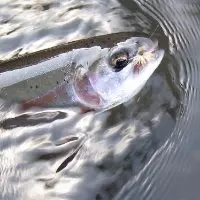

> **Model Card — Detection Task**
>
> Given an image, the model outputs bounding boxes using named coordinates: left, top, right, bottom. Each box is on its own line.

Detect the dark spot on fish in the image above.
left=56, top=81, right=59, bottom=84
left=107, top=37, right=110, bottom=40
left=63, top=78, right=69, bottom=83
left=36, top=85, right=39, bottom=89
left=30, top=86, right=33, bottom=89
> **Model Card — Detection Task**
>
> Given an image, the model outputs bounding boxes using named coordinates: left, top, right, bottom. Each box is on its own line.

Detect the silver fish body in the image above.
left=0, top=33, right=164, bottom=111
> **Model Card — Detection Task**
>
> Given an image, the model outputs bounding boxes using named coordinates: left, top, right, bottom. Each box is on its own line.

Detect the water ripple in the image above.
left=114, top=0, right=200, bottom=199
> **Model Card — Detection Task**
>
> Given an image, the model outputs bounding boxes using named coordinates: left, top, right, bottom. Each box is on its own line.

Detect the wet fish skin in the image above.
left=0, top=32, right=164, bottom=111
left=0, top=32, right=148, bottom=73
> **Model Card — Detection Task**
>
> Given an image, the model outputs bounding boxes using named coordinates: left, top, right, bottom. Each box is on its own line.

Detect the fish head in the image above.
left=73, top=37, right=164, bottom=110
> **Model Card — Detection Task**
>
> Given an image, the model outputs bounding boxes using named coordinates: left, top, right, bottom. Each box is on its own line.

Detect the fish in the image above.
left=0, top=32, right=164, bottom=112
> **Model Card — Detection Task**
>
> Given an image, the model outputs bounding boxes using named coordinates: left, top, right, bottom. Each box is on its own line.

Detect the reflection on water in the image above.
left=0, top=0, right=134, bottom=61
left=0, top=0, right=198, bottom=199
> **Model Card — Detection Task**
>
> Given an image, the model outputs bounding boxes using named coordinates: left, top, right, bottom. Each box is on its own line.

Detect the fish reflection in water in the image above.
left=0, top=32, right=164, bottom=113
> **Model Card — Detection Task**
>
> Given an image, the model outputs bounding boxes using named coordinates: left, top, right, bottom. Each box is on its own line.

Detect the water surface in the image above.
left=0, top=0, right=199, bottom=199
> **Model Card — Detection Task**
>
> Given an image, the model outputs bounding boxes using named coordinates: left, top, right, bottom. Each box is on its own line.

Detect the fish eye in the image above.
left=110, top=50, right=129, bottom=72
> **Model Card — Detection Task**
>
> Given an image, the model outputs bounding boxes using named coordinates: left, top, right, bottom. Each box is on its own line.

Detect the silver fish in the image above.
left=0, top=32, right=164, bottom=112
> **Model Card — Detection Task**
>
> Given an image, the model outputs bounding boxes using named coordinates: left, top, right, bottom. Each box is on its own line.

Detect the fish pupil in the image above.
left=114, top=59, right=128, bottom=72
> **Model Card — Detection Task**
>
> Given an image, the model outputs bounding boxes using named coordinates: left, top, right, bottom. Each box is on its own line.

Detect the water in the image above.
left=0, top=0, right=198, bottom=199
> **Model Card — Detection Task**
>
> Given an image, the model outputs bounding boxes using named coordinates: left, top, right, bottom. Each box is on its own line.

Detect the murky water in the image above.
left=0, top=0, right=199, bottom=199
